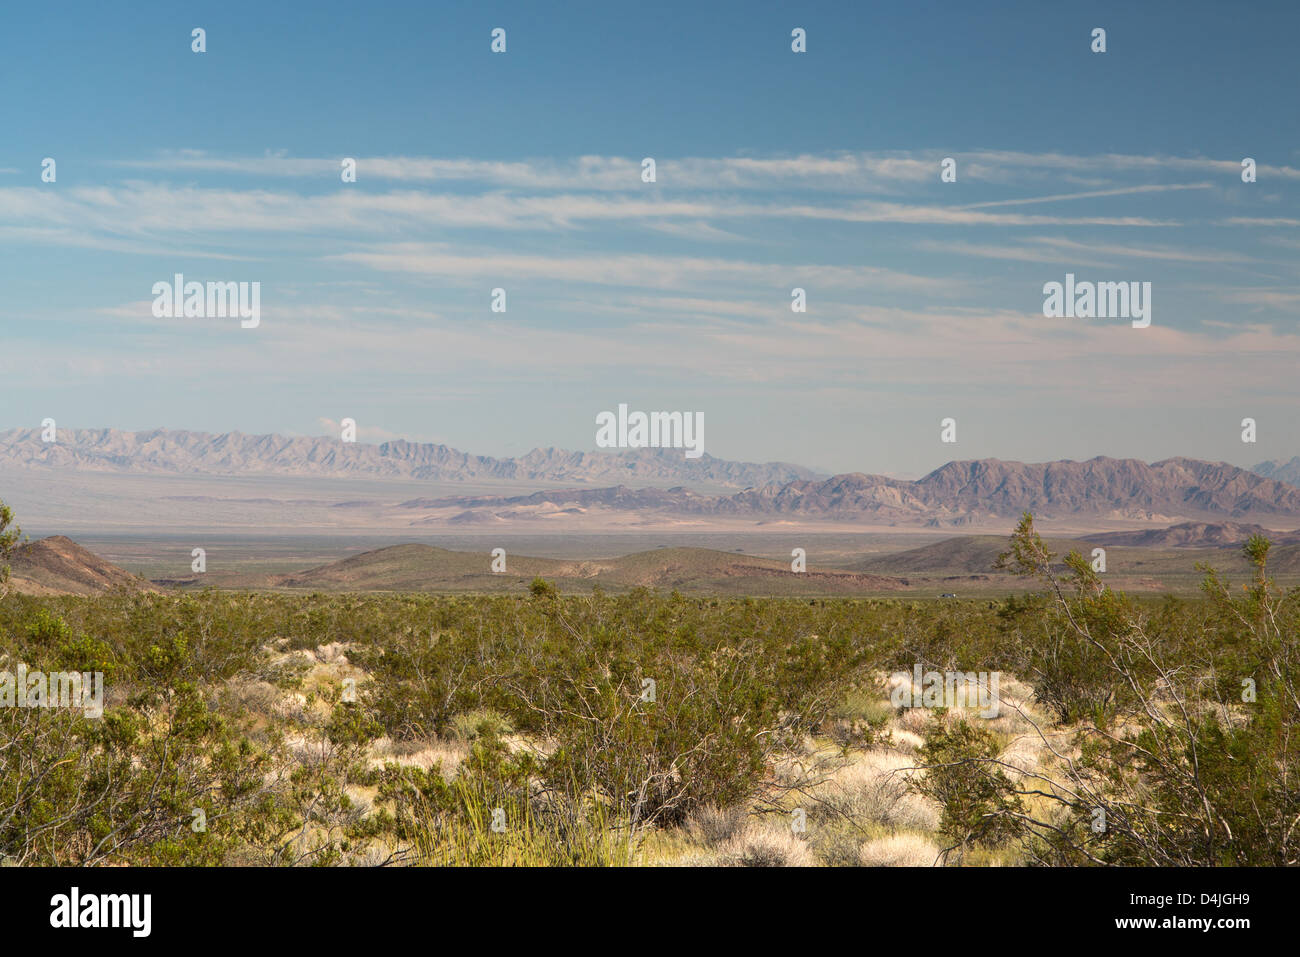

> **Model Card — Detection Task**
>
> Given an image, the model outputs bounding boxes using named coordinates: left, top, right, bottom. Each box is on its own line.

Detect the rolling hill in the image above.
left=7, top=536, right=155, bottom=596
left=266, top=544, right=909, bottom=596
left=1090, top=521, right=1300, bottom=547
left=853, top=535, right=1100, bottom=575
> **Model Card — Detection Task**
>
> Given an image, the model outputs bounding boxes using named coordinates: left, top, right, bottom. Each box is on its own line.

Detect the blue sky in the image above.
left=2, top=0, right=1298, bottom=476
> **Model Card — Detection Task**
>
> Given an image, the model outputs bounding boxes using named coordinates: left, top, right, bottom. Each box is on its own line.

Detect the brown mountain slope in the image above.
left=7, top=536, right=155, bottom=596
left=854, top=535, right=1100, bottom=575
left=1090, top=521, right=1300, bottom=547
left=269, top=544, right=907, bottom=596
left=1258, top=544, right=1300, bottom=575
left=272, top=544, right=572, bottom=591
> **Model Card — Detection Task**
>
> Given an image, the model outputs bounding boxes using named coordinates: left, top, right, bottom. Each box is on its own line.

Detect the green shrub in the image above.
left=914, top=715, right=1025, bottom=855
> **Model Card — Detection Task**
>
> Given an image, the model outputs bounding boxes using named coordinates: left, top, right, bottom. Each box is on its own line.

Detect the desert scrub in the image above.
left=448, top=708, right=513, bottom=742
left=2, top=536, right=1295, bottom=867
left=913, top=715, right=1026, bottom=858
left=987, top=516, right=1300, bottom=866
left=376, top=738, right=631, bottom=866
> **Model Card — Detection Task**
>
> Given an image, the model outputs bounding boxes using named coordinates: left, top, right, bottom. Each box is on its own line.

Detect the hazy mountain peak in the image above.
left=1253, top=457, right=1300, bottom=486
left=0, top=426, right=824, bottom=489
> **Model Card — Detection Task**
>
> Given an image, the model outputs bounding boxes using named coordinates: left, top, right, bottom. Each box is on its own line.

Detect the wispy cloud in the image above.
left=113, top=148, right=1300, bottom=189
left=1221, top=217, right=1300, bottom=227
left=913, top=239, right=1114, bottom=267
left=955, top=183, right=1212, bottom=209
left=328, top=244, right=966, bottom=294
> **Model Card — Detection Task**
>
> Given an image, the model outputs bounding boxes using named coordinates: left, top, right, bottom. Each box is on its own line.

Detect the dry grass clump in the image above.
left=822, top=749, right=939, bottom=832
left=824, top=687, right=893, bottom=748
left=685, top=804, right=748, bottom=848
left=858, top=832, right=939, bottom=867
left=314, top=642, right=350, bottom=664
left=896, top=706, right=932, bottom=735
left=283, top=732, right=328, bottom=768
left=891, top=729, right=925, bottom=753
left=223, top=678, right=281, bottom=717
left=370, top=736, right=468, bottom=775
left=998, top=734, right=1046, bottom=778
left=769, top=735, right=826, bottom=788
left=270, top=690, right=313, bottom=724
left=716, top=824, right=815, bottom=867
left=301, top=661, right=362, bottom=701
left=806, top=823, right=866, bottom=866
left=448, top=708, right=512, bottom=742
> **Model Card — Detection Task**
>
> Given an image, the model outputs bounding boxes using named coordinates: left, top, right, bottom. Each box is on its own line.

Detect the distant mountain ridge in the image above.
left=6, top=429, right=1300, bottom=526
left=396, top=457, right=1300, bottom=523
left=0, top=427, right=822, bottom=489
left=1090, top=521, right=1300, bottom=547
left=1253, top=457, right=1300, bottom=487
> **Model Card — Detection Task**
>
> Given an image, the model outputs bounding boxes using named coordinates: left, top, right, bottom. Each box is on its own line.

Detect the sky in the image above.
left=2, top=0, right=1298, bottom=477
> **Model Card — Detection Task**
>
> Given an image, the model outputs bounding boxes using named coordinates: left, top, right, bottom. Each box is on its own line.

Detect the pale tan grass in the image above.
left=858, top=832, right=940, bottom=867
left=716, top=824, right=815, bottom=867
left=821, top=749, right=939, bottom=832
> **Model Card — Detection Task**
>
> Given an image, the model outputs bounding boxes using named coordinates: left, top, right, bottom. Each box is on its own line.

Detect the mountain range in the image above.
left=6, top=428, right=1300, bottom=528
left=390, top=457, right=1300, bottom=524
left=0, top=427, right=820, bottom=488
left=1252, top=457, right=1300, bottom=487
